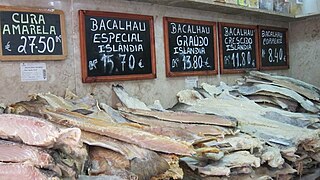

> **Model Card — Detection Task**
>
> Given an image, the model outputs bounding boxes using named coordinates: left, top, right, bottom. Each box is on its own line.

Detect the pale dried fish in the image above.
left=261, top=146, right=285, bottom=168
left=237, top=84, right=319, bottom=113
left=44, top=109, right=195, bottom=155
left=119, top=107, right=236, bottom=127
left=249, top=71, right=320, bottom=101
left=113, top=85, right=150, bottom=111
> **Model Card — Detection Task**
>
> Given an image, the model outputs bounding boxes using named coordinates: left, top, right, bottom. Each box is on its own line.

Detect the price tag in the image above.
left=20, top=63, right=47, bottom=82
left=185, top=76, right=199, bottom=89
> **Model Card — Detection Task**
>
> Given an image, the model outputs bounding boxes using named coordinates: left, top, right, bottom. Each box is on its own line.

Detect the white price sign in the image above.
left=185, top=76, right=199, bottom=89
left=20, top=63, right=47, bottom=82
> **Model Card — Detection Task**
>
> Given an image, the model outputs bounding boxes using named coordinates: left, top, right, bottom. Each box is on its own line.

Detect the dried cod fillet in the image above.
left=0, top=114, right=81, bottom=149
left=261, top=146, right=285, bottom=168
left=249, top=71, right=320, bottom=101
left=88, top=146, right=138, bottom=179
left=121, top=112, right=230, bottom=138
left=119, top=107, right=236, bottom=127
left=44, top=109, right=195, bottom=155
left=82, top=131, right=163, bottom=160
left=0, top=163, right=56, bottom=180
left=237, top=84, right=319, bottom=113
left=83, top=133, right=170, bottom=179
left=99, top=103, right=128, bottom=123
left=176, top=90, right=320, bottom=148
left=0, top=140, right=55, bottom=169
left=205, top=133, right=263, bottom=152
left=113, top=85, right=150, bottom=111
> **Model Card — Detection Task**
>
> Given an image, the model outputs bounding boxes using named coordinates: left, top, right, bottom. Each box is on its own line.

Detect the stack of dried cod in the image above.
left=171, top=71, right=320, bottom=179
left=7, top=90, right=198, bottom=179
left=3, top=71, right=320, bottom=179
left=237, top=71, right=320, bottom=114
left=0, top=114, right=87, bottom=179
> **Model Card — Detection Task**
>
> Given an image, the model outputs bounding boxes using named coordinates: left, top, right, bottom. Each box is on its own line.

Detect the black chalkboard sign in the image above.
left=79, top=10, right=156, bottom=82
left=163, top=17, right=218, bottom=77
left=259, top=26, right=289, bottom=70
left=0, top=6, right=67, bottom=61
left=219, top=23, right=259, bottom=74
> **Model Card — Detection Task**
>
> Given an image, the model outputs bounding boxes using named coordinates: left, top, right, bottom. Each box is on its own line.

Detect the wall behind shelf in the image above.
left=0, top=0, right=293, bottom=108
left=289, top=16, right=320, bottom=87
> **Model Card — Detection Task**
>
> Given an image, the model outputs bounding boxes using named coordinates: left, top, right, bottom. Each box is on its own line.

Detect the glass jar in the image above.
left=274, top=0, right=290, bottom=14
left=289, top=0, right=303, bottom=15
left=259, top=0, right=274, bottom=11
left=249, top=0, right=259, bottom=8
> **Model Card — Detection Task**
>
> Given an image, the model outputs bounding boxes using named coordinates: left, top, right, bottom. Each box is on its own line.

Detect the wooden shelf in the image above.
left=129, top=0, right=305, bottom=22
left=296, top=12, right=320, bottom=19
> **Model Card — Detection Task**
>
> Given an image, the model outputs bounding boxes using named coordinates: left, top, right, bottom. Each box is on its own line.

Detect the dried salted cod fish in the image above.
left=254, top=91, right=296, bottom=101
left=152, top=154, right=183, bottom=180
left=89, top=146, right=169, bottom=180
left=178, top=89, right=318, bottom=123
left=83, top=132, right=170, bottom=179
left=246, top=95, right=295, bottom=110
left=220, top=151, right=261, bottom=168
left=0, top=114, right=82, bottom=149
left=201, top=82, right=234, bottom=96
left=0, top=140, right=56, bottom=169
left=176, top=90, right=320, bottom=148
left=88, top=146, right=138, bottom=179
left=249, top=71, right=320, bottom=101
left=43, top=108, right=195, bottom=155
left=205, top=133, right=263, bottom=153
left=0, top=163, right=58, bottom=179
left=99, top=103, right=128, bottom=123
left=201, top=83, right=223, bottom=96
left=141, top=126, right=201, bottom=143
left=180, top=157, right=231, bottom=176
left=37, top=92, right=74, bottom=110
left=148, top=100, right=169, bottom=112
left=8, top=97, right=50, bottom=118
left=261, top=146, right=285, bottom=168
left=112, top=85, right=150, bottom=111
left=82, top=131, right=143, bottom=160
left=181, top=151, right=260, bottom=177
left=34, top=92, right=95, bottom=111
left=121, top=111, right=233, bottom=137
left=177, top=89, right=203, bottom=105
left=254, top=163, right=297, bottom=179
left=78, top=175, right=124, bottom=180
left=64, top=90, right=96, bottom=109
left=119, top=106, right=236, bottom=127
left=263, top=111, right=313, bottom=128
left=237, top=84, right=319, bottom=113
left=194, top=87, right=212, bottom=98
left=247, top=95, right=283, bottom=107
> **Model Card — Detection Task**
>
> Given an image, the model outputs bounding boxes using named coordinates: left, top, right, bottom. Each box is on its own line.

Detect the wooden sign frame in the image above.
left=0, top=6, right=67, bottom=61
left=258, top=26, right=289, bottom=70
left=79, top=10, right=156, bottom=83
left=218, top=22, right=259, bottom=74
left=163, top=17, right=218, bottom=77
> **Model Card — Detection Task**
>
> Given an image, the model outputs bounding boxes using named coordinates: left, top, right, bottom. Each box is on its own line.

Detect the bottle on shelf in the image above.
left=274, top=0, right=290, bottom=14
left=259, top=0, right=274, bottom=11
left=289, top=0, right=303, bottom=15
